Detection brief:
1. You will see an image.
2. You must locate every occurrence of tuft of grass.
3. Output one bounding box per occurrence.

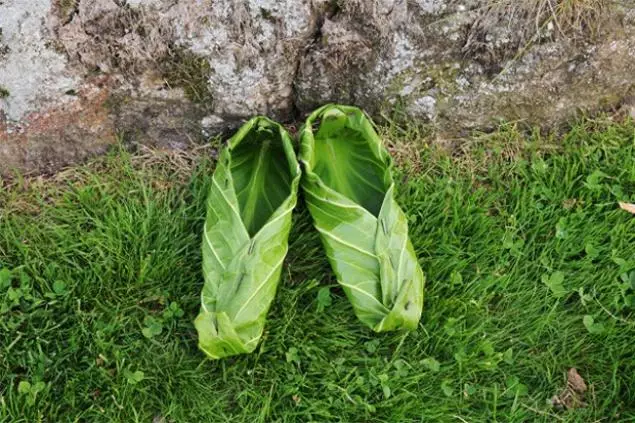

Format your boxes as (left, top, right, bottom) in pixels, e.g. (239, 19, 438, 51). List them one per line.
(486, 0, 611, 41)
(466, 0, 614, 76)
(160, 48, 213, 106)
(0, 86, 9, 99)
(1, 119, 635, 421)
(54, 0, 78, 22)
(549, 0, 609, 38)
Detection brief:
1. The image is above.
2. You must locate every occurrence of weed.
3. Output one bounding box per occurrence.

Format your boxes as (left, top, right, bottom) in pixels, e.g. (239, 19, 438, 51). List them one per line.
(160, 48, 213, 106)
(484, 0, 611, 41)
(55, 0, 78, 22)
(465, 0, 614, 77)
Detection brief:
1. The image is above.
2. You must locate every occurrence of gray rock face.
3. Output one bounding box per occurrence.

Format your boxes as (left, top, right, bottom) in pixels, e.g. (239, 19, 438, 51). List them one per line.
(0, 0, 78, 121)
(1, 0, 634, 174)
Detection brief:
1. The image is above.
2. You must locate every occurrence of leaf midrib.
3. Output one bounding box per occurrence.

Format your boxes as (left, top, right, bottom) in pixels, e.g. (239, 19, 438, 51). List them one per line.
(240, 140, 270, 235)
(325, 138, 357, 202)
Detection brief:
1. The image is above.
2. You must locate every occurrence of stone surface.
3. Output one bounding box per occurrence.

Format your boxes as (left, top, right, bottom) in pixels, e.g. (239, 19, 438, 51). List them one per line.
(1, 0, 634, 174)
(0, 0, 78, 121)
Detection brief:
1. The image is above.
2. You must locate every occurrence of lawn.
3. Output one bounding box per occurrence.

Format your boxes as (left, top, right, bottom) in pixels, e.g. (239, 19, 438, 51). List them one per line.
(1, 118, 634, 422)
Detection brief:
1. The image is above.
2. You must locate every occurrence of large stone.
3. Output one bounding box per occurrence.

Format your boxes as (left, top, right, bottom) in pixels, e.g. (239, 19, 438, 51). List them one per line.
(1, 0, 634, 174)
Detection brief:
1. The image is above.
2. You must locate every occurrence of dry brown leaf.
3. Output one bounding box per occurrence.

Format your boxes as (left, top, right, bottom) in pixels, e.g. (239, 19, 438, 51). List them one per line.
(551, 368, 588, 410)
(567, 368, 587, 394)
(618, 202, 635, 214)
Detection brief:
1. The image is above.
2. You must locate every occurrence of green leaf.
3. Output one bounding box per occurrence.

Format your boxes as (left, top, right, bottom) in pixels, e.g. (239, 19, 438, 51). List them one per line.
(316, 287, 332, 313)
(479, 340, 495, 357)
(171, 302, 184, 318)
(163, 302, 184, 320)
(578, 287, 592, 306)
(420, 357, 440, 372)
(142, 316, 163, 339)
(506, 376, 528, 397)
(555, 218, 568, 239)
(583, 315, 606, 335)
(16, 379, 44, 406)
(0, 268, 11, 291)
(53, 280, 67, 295)
(392, 359, 409, 377)
(443, 317, 459, 337)
(503, 348, 514, 364)
(299, 105, 425, 332)
(611, 252, 629, 273)
(502, 233, 515, 250)
(285, 347, 299, 364)
(585, 243, 600, 259)
(377, 374, 391, 399)
(195, 117, 300, 360)
(7, 287, 23, 302)
(542, 271, 567, 298)
(454, 349, 467, 364)
(18, 381, 31, 395)
(382, 385, 391, 399)
(585, 170, 607, 190)
(610, 184, 625, 198)
(531, 158, 548, 174)
(365, 339, 380, 354)
(124, 370, 145, 384)
(450, 271, 463, 286)
(32, 382, 45, 393)
(621, 271, 635, 291)
(463, 383, 477, 397)
(441, 380, 454, 397)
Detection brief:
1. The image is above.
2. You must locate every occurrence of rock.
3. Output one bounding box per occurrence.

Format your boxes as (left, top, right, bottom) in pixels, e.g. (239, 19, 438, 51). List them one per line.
(1, 0, 634, 174)
(0, 0, 79, 122)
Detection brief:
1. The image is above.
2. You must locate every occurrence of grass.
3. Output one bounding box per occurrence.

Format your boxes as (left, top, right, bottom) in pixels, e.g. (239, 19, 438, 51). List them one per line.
(160, 48, 213, 105)
(486, 0, 610, 40)
(1, 118, 635, 422)
(466, 0, 613, 78)
(54, 0, 78, 22)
